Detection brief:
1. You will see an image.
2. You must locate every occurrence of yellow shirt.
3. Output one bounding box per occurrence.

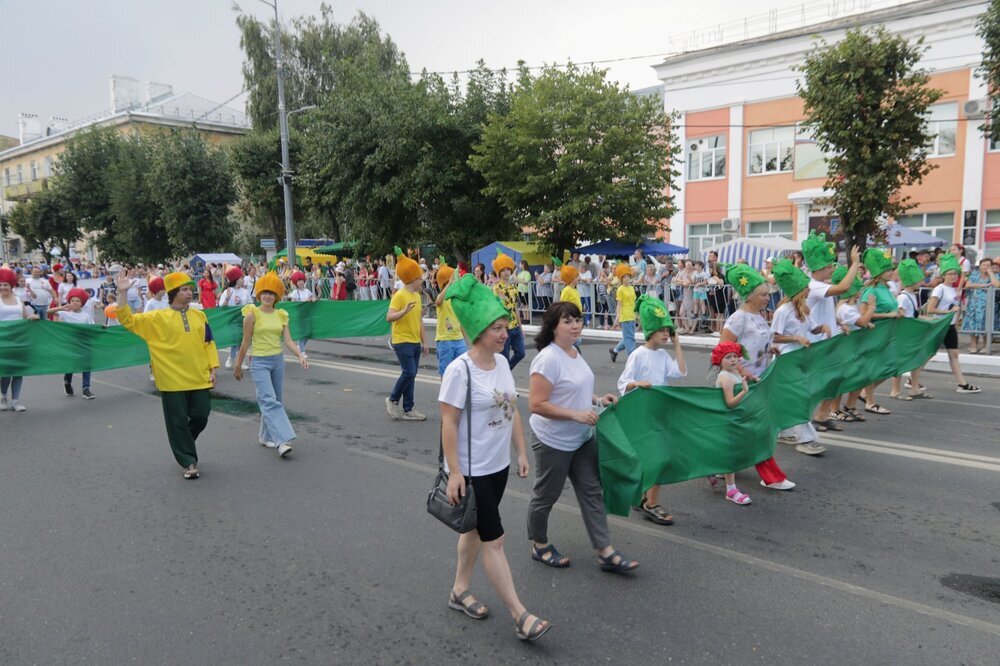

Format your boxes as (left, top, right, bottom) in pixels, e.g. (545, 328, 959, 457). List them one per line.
(118, 303, 220, 392)
(390, 288, 423, 344)
(241, 304, 289, 357)
(492, 281, 520, 329)
(616, 285, 637, 322)
(560, 285, 582, 312)
(435, 299, 463, 341)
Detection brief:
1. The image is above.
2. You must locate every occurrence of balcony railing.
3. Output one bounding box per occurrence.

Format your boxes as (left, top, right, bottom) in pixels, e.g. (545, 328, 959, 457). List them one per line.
(2, 178, 47, 201)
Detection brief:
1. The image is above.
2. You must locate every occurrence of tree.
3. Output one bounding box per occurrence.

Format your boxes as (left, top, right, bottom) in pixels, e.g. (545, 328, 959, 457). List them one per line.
(106, 135, 172, 264)
(797, 28, 943, 253)
(7, 186, 81, 259)
(229, 127, 304, 247)
(470, 65, 680, 258)
(56, 127, 123, 254)
(978, 0, 1000, 143)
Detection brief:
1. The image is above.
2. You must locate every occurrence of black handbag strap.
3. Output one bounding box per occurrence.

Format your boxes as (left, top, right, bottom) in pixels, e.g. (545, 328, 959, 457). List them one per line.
(438, 358, 474, 478)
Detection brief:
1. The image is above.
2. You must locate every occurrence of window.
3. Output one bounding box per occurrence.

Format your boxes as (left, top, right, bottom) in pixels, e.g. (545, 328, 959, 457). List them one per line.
(990, 133, 999, 153)
(925, 103, 957, 157)
(30, 161, 37, 181)
(749, 126, 794, 175)
(3, 168, 8, 187)
(747, 220, 793, 239)
(985, 210, 1000, 259)
(895, 212, 954, 243)
(686, 134, 726, 181)
(44, 156, 53, 177)
(793, 123, 830, 179)
(15, 164, 23, 184)
(686, 222, 726, 257)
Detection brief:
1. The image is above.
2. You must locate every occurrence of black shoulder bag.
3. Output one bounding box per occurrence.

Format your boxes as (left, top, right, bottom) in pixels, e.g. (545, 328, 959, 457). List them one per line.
(426, 360, 477, 533)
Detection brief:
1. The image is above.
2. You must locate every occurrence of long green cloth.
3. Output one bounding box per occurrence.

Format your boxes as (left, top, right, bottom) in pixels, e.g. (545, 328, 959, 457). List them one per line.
(596, 316, 952, 516)
(0, 300, 389, 377)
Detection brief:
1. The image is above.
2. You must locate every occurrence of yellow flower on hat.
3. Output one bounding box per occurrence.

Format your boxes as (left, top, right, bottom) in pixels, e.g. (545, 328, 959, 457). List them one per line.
(828, 245, 836, 256)
(739, 276, 748, 286)
(654, 307, 666, 318)
(883, 250, 893, 260)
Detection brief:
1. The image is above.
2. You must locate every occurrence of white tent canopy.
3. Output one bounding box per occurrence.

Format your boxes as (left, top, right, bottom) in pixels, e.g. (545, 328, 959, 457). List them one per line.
(703, 237, 799, 270)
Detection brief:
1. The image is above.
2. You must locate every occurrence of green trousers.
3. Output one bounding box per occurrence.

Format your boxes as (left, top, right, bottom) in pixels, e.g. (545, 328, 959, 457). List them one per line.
(160, 389, 211, 468)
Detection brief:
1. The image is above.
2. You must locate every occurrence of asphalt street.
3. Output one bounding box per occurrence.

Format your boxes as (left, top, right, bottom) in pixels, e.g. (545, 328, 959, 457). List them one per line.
(2, 330, 1000, 664)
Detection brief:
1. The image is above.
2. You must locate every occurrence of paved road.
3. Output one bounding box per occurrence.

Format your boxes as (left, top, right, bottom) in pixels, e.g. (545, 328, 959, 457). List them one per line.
(2, 333, 999, 664)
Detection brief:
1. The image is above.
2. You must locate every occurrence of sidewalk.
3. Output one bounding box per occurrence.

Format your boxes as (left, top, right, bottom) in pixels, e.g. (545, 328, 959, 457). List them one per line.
(422, 318, 1000, 378)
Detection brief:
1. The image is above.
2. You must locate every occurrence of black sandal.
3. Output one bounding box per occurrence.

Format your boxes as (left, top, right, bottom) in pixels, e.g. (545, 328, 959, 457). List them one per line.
(515, 611, 552, 641)
(448, 589, 488, 620)
(531, 544, 570, 568)
(598, 550, 638, 573)
(638, 499, 674, 525)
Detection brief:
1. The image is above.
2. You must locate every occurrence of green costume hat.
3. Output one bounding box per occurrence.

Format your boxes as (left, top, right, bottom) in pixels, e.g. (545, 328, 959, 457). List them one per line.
(897, 259, 925, 288)
(802, 230, 837, 272)
(636, 294, 674, 334)
(862, 248, 895, 279)
(937, 253, 961, 276)
(725, 264, 766, 300)
(771, 258, 810, 298)
(444, 274, 510, 342)
(832, 265, 863, 300)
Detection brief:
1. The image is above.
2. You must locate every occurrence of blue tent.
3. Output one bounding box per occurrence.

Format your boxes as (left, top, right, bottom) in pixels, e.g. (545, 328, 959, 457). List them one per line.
(876, 224, 945, 248)
(470, 241, 563, 274)
(575, 240, 688, 257)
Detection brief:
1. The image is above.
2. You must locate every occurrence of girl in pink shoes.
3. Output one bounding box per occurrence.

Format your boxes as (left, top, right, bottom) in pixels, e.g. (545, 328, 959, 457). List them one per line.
(710, 341, 752, 506)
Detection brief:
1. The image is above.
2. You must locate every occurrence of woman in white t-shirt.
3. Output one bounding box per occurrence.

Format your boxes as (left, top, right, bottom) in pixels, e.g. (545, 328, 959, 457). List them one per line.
(927, 259, 980, 393)
(437, 275, 550, 642)
(0, 268, 40, 412)
(219, 269, 253, 369)
(57, 271, 79, 306)
(526, 301, 638, 574)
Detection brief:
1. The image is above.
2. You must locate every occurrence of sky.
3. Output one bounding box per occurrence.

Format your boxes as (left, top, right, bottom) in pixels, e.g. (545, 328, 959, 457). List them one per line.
(1, 0, 885, 137)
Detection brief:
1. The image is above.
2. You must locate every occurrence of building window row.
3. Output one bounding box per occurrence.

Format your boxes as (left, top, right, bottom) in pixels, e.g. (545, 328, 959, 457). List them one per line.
(746, 220, 793, 239)
(985, 210, 1000, 259)
(894, 211, 955, 243)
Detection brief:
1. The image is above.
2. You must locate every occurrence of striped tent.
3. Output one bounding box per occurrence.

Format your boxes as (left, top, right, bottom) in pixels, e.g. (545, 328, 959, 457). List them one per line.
(703, 237, 799, 270)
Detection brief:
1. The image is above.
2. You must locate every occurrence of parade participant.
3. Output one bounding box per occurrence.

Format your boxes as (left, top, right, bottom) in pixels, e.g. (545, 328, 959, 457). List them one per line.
(0, 267, 39, 412)
(526, 301, 639, 574)
(115, 271, 220, 479)
(234, 272, 307, 458)
(616, 294, 686, 524)
(143, 276, 169, 312)
(13, 273, 30, 303)
(49, 287, 97, 399)
(720, 264, 797, 489)
(433, 259, 466, 376)
(858, 249, 902, 414)
(927, 254, 981, 393)
(198, 270, 218, 309)
(832, 267, 875, 421)
(710, 341, 753, 505)
(219, 267, 252, 369)
(889, 259, 934, 400)
(609, 263, 636, 363)
(26, 266, 56, 319)
(438, 275, 551, 642)
(491, 250, 526, 370)
(770, 260, 826, 454)
(801, 232, 862, 428)
(516, 260, 532, 324)
(57, 270, 79, 306)
(287, 270, 315, 357)
(385, 248, 428, 421)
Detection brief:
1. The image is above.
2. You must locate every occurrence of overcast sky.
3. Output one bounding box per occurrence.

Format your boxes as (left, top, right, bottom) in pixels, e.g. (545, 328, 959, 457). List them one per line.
(3, 0, 870, 137)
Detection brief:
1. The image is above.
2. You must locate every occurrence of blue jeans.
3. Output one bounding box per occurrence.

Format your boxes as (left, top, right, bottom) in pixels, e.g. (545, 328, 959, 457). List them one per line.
(390, 342, 421, 413)
(613, 320, 636, 355)
(1, 376, 23, 400)
(128, 298, 142, 313)
(250, 353, 296, 446)
(63, 372, 91, 389)
(31, 304, 48, 319)
(581, 297, 591, 325)
(297, 339, 307, 353)
(502, 325, 526, 370)
(436, 339, 467, 376)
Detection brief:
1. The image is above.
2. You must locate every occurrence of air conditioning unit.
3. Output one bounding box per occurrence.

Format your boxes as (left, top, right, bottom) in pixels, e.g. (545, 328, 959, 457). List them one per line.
(721, 217, 740, 233)
(964, 98, 989, 120)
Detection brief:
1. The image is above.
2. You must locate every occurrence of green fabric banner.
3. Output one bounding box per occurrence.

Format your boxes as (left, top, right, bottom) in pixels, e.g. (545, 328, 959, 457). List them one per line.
(596, 316, 952, 516)
(0, 300, 390, 377)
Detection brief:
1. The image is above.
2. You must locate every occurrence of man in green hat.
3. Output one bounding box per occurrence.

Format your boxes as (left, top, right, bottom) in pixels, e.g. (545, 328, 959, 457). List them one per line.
(616, 294, 687, 526)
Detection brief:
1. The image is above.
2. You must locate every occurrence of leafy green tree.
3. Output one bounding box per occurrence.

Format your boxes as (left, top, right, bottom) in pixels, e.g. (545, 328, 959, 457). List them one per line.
(470, 65, 680, 258)
(106, 135, 172, 264)
(978, 0, 1000, 143)
(7, 186, 80, 259)
(150, 131, 237, 255)
(228, 127, 304, 247)
(56, 127, 123, 252)
(797, 28, 943, 252)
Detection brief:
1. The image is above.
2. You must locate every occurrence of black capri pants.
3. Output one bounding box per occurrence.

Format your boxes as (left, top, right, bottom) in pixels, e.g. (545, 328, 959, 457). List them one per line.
(942, 323, 958, 350)
(470, 466, 510, 542)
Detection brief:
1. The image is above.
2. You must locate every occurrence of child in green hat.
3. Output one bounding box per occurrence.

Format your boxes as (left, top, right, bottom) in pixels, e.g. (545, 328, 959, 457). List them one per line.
(831, 265, 875, 422)
(927, 254, 981, 393)
(616, 294, 687, 525)
(889, 259, 934, 400)
(769, 259, 826, 454)
(858, 248, 902, 415)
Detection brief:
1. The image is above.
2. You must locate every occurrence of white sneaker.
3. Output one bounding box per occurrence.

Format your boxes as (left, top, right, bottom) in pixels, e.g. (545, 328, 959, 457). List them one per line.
(149, 373, 156, 382)
(224, 358, 233, 369)
(760, 479, 796, 491)
(778, 436, 798, 445)
(277, 442, 293, 457)
(385, 397, 401, 420)
(796, 442, 826, 456)
(400, 409, 427, 421)
(241, 363, 249, 371)
(0, 396, 7, 411)
(12, 402, 26, 412)
(260, 439, 277, 449)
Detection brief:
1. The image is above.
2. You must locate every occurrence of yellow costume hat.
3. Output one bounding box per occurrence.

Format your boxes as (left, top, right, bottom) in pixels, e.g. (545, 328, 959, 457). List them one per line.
(254, 271, 286, 299)
(436, 256, 455, 290)
(492, 249, 516, 275)
(394, 246, 422, 284)
(560, 263, 579, 284)
(164, 272, 195, 292)
(614, 263, 632, 280)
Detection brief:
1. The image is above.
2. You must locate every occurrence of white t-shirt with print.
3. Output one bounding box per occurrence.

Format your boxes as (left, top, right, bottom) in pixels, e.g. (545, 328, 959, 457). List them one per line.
(56, 309, 95, 325)
(723, 309, 773, 377)
(528, 344, 596, 451)
(438, 353, 517, 477)
(617, 345, 686, 395)
(930, 283, 958, 319)
(806, 279, 837, 337)
(144, 297, 170, 313)
(897, 291, 919, 319)
(26, 277, 53, 306)
(220, 287, 252, 307)
(289, 288, 313, 302)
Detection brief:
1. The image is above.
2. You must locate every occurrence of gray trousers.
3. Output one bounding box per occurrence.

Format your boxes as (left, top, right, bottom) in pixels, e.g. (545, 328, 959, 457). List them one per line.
(526, 430, 611, 550)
